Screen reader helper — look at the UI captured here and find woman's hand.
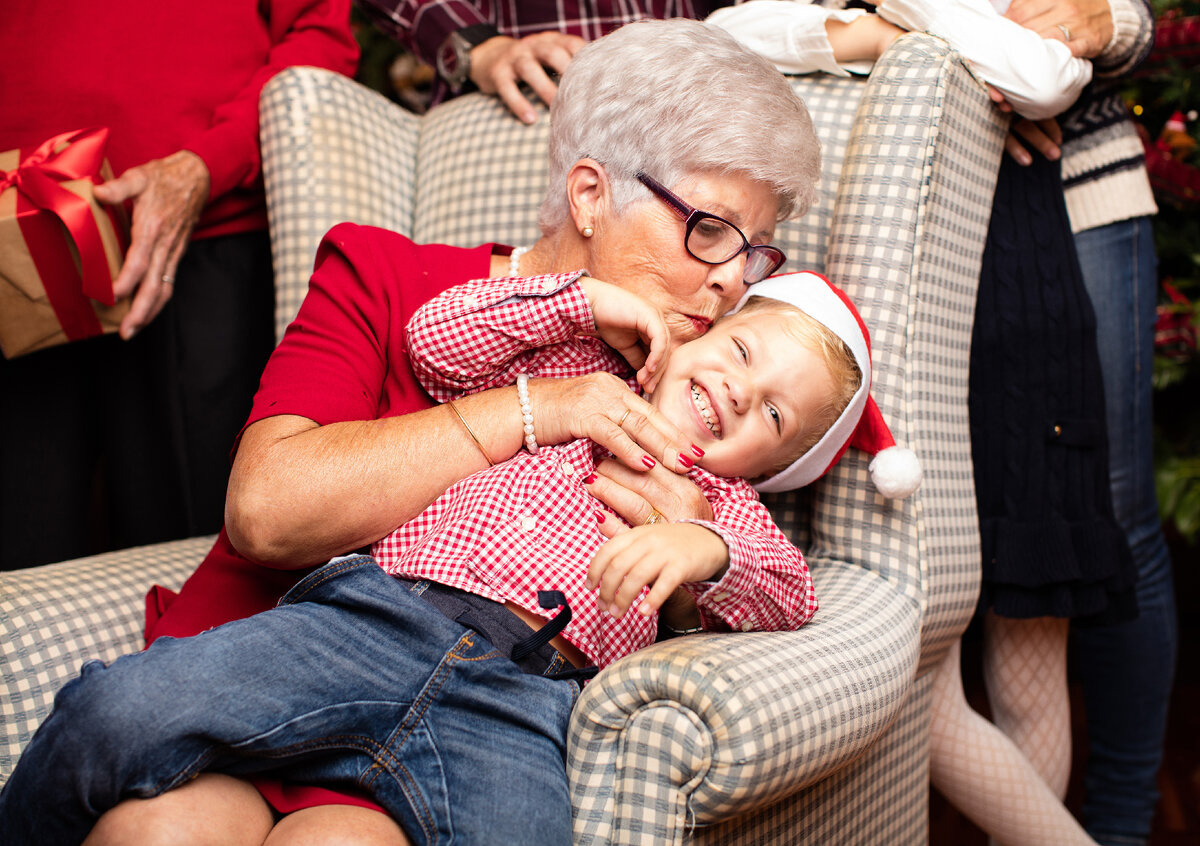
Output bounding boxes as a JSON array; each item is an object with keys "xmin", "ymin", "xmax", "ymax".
[
  {"xmin": 1004, "ymin": 0, "xmax": 1113, "ymax": 59},
  {"xmin": 587, "ymin": 523, "xmax": 727, "ymax": 619},
  {"xmin": 469, "ymin": 32, "xmax": 586, "ymax": 124},
  {"xmin": 93, "ymin": 150, "xmax": 210, "ymax": 339},
  {"xmin": 528, "ymin": 372, "xmax": 699, "ymax": 473},
  {"xmin": 588, "ymin": 453, "xmax": 713, "ymax": 529},
  {"xmin": 577, "ymin": 276, "xmax": 671, "ymax": 392}
]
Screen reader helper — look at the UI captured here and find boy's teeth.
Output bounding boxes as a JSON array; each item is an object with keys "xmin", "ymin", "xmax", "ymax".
[{"xmin": 691, "ymin": 384, "xmax": 721, "ymax": 436}]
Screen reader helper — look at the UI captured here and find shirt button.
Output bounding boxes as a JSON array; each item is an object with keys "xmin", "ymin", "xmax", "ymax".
[
  {"xmin": 542, "ymin": 278, "xmax": 557, "ymax": 292},
  {"xmin": 740, "ymin": 620, "xmax": 754, "ymax": 632},
  {"xmin": 521, "ymin": 516, "xmax": 536, "ymax": 532},
  {"xmin": 562, "ymin": 461, "xmax": 575, "ymax": 476},
  {"xmin": 712, "ymin": 590, "xmax": 730, "ymax": 602},
  {"xmin": 462, "ymin": 295, "xmax": 479, "ymax": 309}
]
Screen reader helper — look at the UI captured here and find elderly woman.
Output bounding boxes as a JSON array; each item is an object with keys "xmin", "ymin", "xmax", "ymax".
[{"xmin": 0, "ymin": 19, "xmax": 820, "ymax": 846}]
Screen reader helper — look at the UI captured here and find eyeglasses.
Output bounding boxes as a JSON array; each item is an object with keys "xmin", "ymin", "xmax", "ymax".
[{"xmin": 636, "ymin": 173, "xmax": 786, "ymax": 285}]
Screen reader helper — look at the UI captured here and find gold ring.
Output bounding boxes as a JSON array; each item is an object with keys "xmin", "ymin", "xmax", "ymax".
[
  {"xmin": 617, "ymin": 409, "xmax": 631, "ymax": 427},
  {"xmin": 643, "ymin": 509, "xmax": 664, "ymax": 525},
  {"xmin": 1056, "ymin": 23, "xmax": 1071, "ymax": 40}
]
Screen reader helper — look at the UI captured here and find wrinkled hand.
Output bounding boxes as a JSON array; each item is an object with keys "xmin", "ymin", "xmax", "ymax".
[
  {"xmin": 589, "ymin": 454, "xmax": 713, "ymax": 531},
  {"xmin": 93, "ymin": 150, "xmax": 209, "ymax": 339},
  {"xmin": 587, "ymin": 522, "xmax": 727, "ymax": 619},
  {"xmin": 469, "ymin": 32, "xmax": 586, "ymax": 124},
  {"xmin": 1004, "ymin": 0, "xmax": 1113, "ymax": 58},
  {"xmin": 1005, "ymin": 117, "xmax": 1063, "ymax": 164},
  {"xmin": 528, "ymin": 372, "xmax": 698, "ymax": 472},
  {"xmin": 577, "ymin": 276, "xmax": 671, "ymax": 392}
]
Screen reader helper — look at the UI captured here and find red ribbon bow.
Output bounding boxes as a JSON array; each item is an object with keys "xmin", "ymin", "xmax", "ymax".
[{"xmin": 1, "ymin": 127, "xmax": 118, "ymax": 308}]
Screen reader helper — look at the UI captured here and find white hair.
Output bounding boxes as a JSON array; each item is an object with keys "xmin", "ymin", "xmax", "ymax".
[{"xmin": 539, "ymin": 19, "xmax": 821, "ymax": 234}]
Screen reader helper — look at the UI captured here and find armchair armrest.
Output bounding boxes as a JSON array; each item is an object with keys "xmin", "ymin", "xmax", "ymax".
[
  {"xmin": 0, "ymin": 536, "xmax": 215, "ymax": 783},
  {"xmin": 569, "ymin": 565, "xmax": 919, "ymax": 844}
]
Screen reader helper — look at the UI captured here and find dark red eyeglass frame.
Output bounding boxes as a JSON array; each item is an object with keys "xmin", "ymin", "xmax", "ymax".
[{"xmin": 636, "ymin": 172, "xmax": 786, "ymax": 284}]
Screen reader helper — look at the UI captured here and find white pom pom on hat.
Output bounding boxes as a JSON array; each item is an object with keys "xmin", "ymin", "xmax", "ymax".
[{"xmin": 734, "ymin": 272, "xmax": 922, "ymax": 498}]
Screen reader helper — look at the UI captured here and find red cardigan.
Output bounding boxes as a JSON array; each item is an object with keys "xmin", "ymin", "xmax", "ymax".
[
  {"xmin": 0, "ymin": 0, "xmax": 359, "ymax": 239},
  {"xmin": 145, "ymin": 226, "xmax": 497, "ymax": 640}
]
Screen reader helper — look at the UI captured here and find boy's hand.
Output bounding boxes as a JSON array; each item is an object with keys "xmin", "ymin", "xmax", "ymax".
[
  {"xmin": 577, "ymin": 277, "xmax": 671, "ymax": 392},
  {"xmin": 587, "ymin": 522, "xmax": 728, "ymax": 620}
]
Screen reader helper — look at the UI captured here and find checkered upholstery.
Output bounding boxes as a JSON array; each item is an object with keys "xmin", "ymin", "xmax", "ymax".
[
  {"xmin": 0, "ymin": 32, "xmax": 1006, "ymax": 844},
  {"xmin": 0, "ymin": 537, "xmax": 214, "ymax": 776}
]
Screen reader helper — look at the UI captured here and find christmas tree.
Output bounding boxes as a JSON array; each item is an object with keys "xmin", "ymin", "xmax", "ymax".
[{"xmin": 1127, "ymin": 0, "xmax": 1200, "ymax": 541}]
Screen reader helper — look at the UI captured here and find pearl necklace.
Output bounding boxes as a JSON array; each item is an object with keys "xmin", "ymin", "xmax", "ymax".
[{"xmin": 509, "ymin": 246, "xmax": 530, "ymax": 276}]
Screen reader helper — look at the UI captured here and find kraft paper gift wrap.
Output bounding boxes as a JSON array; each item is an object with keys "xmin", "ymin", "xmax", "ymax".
[{"xmin": 0, "ymin": 127, "xmax": 130, "ymax": 359}]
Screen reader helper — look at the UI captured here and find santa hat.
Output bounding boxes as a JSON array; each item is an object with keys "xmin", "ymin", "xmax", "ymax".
[{"xmin": 734, "ymin": 272, "xmax": 922, "ymax": 498}]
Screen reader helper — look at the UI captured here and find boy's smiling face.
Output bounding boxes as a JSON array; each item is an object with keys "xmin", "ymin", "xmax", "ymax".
[{"xmin": 648, "ymin": 309, "xmax": 836, "ymax": 481}]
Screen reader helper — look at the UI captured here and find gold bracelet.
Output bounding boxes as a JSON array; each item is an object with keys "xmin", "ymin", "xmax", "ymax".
[{"xmin": 448, "ymin": 400, "xmax": 495, "ymax": 466}]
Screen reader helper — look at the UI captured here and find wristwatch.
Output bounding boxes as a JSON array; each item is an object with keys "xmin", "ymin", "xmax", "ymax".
[{"xmin": 435, "ymin": 24, "xmax": 500, "ymax": 92}]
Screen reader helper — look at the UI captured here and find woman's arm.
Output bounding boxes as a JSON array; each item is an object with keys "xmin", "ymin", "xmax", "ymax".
[
  {"xmin": 228, "ymin": 372, "xmax": 703, "ymax": 566},
  {"xmin": 227, "ymin": 391, "xmax": 522, "ymax": 567},
  {"xmin": 876, "ymin": 0, "xmax": 1093, "ymax": 118}
]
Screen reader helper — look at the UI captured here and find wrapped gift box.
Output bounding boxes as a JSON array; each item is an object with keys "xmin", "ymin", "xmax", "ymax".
[{"xmin": 0, "ymin": 127, "xmax": 130, "ymax": 359}]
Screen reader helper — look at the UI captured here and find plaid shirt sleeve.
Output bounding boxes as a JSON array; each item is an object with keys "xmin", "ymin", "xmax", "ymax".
[
  {"xmin": 357, "ymin": 0, "xmax": 493, "ymax": 66},
  {"xmin": 679, "ymin": 476, "xmax": 817, "ymax": 633},
  {"xmin": 406, "ymin": 270, "xmax": 594, "ymax": 401},
  {"xmin": 354, "ymin": 0, "xmax": 728, "ymax": 83}
]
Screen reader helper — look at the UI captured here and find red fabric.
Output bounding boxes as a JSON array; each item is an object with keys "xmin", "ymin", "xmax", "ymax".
[
  {"xmin": 376, "ymin": 271, "xmax": 817, "ymax": 666},
  {"xmin": 0, "ymin": 0, "xmax": 359, "ymax": 240},
  {"xmin": 141, "ymin": 227, "xmax": 495, "ymax": 816},
  {"xmin": 146, "ymin": 226, "xmax": 497, "ymax": 641}
]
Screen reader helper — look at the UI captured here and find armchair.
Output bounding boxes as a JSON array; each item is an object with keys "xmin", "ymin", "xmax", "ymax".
[{"xmin": 0, "ymin": 33, "xmax": 1006, "ymax": 844}]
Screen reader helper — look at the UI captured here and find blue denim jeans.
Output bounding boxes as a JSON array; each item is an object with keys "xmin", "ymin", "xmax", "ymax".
[
  {"xmin": 1072, "ymin": 217, "xmax": 1177, "ymax": 846},
  {"xmin": 0, "ymin": 556, "xmax": 580, "ymax": 846}
]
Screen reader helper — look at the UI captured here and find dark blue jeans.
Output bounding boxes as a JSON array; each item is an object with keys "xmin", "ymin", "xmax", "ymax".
[
  {"xmin": 0, "ymin": 557, "xmax": 580, "ymax": 845},
  {"xmin": 1073, "ymin": 217, "xmax": 1177, "ymax": 846}
]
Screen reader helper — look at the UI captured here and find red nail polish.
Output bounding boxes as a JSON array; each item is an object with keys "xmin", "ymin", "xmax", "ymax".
[
  {"xmin": 691, "ymin": 444, "xmax": 705, "ymax": 457},
  {"xmin": 678, "ymin": 454, "xmax": 694, "ymax": 468},
  {"xmin": 595, "ymin": 511, "xmax": 605, "ymax": 523},
  {"xmin": 583, "ymin": 473, "xmax": 596, "ymax": 484},
  {"xmin": 642, "ymin": 455, "xmax": 656, "ymax": 469}
]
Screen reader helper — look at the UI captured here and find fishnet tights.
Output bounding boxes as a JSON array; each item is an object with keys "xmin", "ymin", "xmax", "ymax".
[{"xmin": 930, "ymin": 631, "xmax": 1096, "ymax": 846}]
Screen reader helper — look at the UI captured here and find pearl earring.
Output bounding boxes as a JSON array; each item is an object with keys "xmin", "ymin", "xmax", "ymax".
[{"xmin": 581, "ymin": 226, "xmax": 594, "ymax": 238}]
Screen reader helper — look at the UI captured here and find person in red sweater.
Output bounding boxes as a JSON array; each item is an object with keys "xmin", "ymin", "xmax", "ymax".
[{"xmin": 0, "ymin": 1, "xmax": 359, "ymax": 570}]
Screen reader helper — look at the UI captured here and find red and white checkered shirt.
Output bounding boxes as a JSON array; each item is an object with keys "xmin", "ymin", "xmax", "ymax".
[
  {"xmin": 357, "ymin": 0, "xmax": 729, "ymax": 104},
  {"xmin": 371, "ymin": 271, "xmax": 817, "ymax": 668}
]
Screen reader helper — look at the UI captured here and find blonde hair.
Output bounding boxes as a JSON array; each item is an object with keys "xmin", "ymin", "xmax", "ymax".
[
  {"xmin": 734, "ymin": 296, "xmax": 862, "ymax": 475},
  {"xmin": 539, "ymin": 19, "xmax": 821, "ymax": 234}
]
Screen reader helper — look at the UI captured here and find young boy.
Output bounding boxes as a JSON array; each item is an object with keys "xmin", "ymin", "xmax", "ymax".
[
  {"xmin": 0, "ymin": 270, "xmax": 917, "ymax": 844},
  {"xmin": 379, "ymin": 267, "xmax": 917, "ymax": 669}
]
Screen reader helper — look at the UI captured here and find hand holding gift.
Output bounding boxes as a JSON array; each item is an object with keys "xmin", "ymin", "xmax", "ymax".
[
  {"xmin": 93, "ymin": 149, "xmax": 209, "ymax": 339},
  {"xmin": 0, "ymin": 127, "xmax": 130, "ymax": 359}
]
